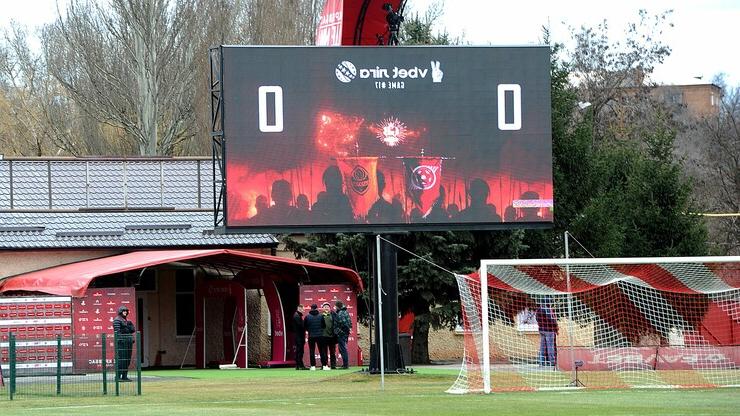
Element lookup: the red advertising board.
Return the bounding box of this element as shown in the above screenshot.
[300,284,359,366]
[72,288,136,370]
[557,346,740,371]
[315,0,343,46]
[0,296,73,372]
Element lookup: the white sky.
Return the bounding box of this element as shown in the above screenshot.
[2,0,739,87]
[410,0,740,87]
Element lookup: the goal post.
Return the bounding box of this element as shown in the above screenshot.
[448,256,740,393]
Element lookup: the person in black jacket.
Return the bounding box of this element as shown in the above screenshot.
[334,301,351,369]
[113,305,136,381]
[321,302,338,370]
[292,304,308,370]
[303,304,325,370]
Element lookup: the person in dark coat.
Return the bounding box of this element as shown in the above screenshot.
[113,305,136,381]
[303,304,325,370]
[321,302,338,370]
[292,304,307,370]
[334,301,352,369]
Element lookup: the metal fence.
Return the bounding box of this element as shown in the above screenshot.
[1,332,142,399]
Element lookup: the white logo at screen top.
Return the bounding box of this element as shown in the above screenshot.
[431,61,443,83]
[334,61,441,83]
[335,61,357,83]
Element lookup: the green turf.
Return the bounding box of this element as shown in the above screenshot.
[2,368,739,415]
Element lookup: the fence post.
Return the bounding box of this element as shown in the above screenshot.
[102,334,107,395]
[114,331,119,397]
[9,333,15,400]
[56,334,62,395]
[136,331,142,395]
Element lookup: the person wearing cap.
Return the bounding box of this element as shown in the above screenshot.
[320,302,337,370]
[303,304,325,370]
[113,305,136,381]
[334,301,351,369]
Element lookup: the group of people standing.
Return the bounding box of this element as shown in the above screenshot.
[293,301,351,370]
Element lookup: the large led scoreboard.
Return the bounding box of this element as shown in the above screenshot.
[219,46,553,233]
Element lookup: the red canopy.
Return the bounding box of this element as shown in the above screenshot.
[0,249,363,297]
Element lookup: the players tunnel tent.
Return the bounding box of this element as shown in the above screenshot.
[0,249,363,369]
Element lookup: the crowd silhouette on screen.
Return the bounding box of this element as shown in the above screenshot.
[246,168,547,225]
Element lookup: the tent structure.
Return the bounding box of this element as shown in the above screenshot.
[0,249,363,297]
[0,249,363,368]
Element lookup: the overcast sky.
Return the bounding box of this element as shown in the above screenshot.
[2,0,738,87]
[410,0,740,87]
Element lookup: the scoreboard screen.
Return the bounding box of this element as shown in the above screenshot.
[221,46,552,233]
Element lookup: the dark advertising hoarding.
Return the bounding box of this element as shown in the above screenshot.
[222,46,552,233]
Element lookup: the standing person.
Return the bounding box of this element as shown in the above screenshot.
[321,302,337,370]
[334,301,352,369]
[113,305,136,381]
[536,296,558,368]
[292,304,307,370]
[303,304,324,371]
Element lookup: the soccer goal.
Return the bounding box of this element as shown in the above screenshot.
[448,256,740,393]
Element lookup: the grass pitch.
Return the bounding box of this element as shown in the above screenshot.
[2,368,739,415]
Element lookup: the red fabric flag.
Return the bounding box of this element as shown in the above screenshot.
[403,157,442,218]
[315,0,343,46]
[336,157,379,218]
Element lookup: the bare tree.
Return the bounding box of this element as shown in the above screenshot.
[0,23,94,156]
[181,0,322,154]
[694,85,740,254]
[246,0,321,45]
[43,0,200,155]
[568,10,674,142]
[3,0,326,157]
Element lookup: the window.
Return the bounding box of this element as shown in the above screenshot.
[175,269,195,337]
[669,92,683,104]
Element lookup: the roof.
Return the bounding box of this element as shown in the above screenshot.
[0,158,213,210]
[0,249,363,297]
[0,158,276,249]
[0,211,276,249]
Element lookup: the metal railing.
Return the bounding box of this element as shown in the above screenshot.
[2,332,142,399]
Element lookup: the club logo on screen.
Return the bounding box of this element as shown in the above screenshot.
[335,61,357,83]
[410,165,439,190]
[350,165,370,195]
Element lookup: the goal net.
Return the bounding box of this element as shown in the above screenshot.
[448,257,740,393]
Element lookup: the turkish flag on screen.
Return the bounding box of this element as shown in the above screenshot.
[336,157,378,218]
[403,157,442,217]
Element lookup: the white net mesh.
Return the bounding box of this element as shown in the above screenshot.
[448,258,740,393]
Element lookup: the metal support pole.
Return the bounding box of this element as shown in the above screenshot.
[376,235,385,391]
[136,332,142,395]
[114,332,119,396]
[480,262,491,393]
[102,334,108,395]
[565,232,577,386]
[9,333,16,400]
[56,335,62,395]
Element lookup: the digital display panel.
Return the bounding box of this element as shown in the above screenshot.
[222,46,552,232]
